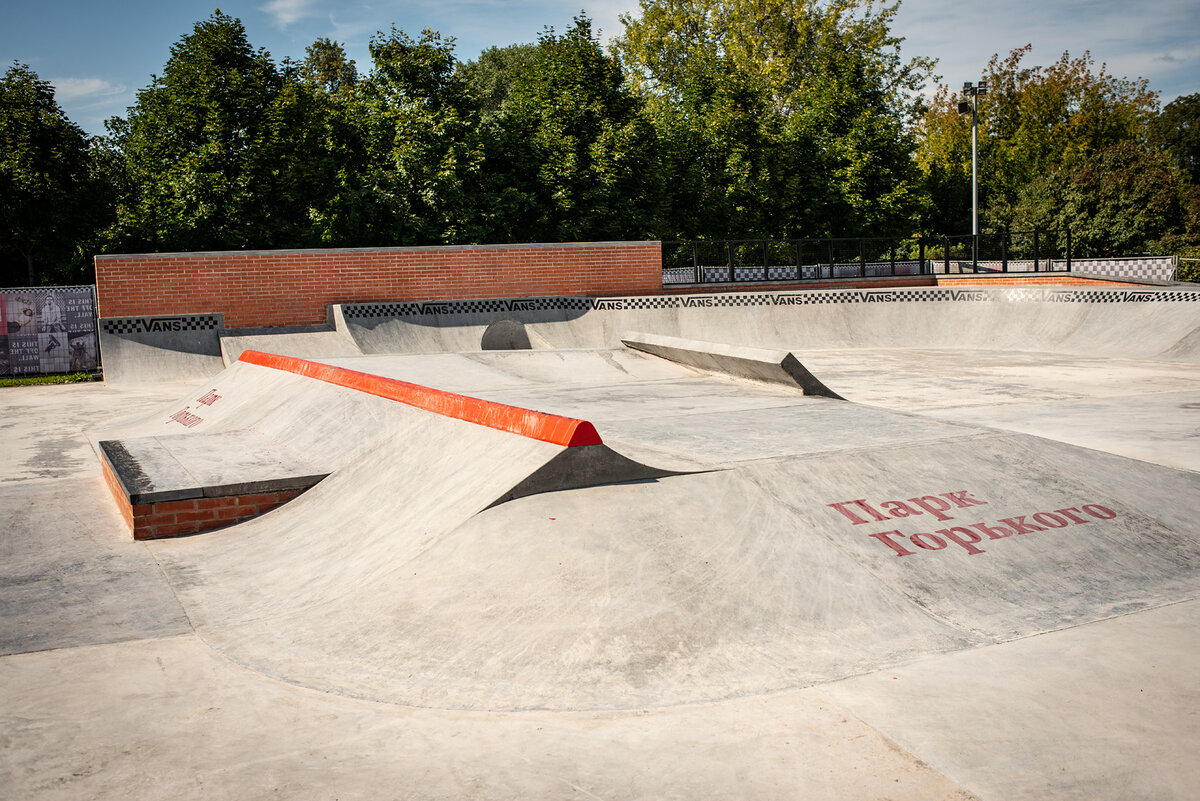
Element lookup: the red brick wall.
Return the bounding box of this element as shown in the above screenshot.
[95,241,664,328]
[127,491,307,540]
[95,241,1147,330]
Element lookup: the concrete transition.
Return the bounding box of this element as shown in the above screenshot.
[6,282,1200,800]
[622,330,844,397]
[95,349,683,539]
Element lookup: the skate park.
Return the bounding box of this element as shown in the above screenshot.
[3,240,1200,800]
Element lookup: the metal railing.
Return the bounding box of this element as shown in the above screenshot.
[662,230,1073,285]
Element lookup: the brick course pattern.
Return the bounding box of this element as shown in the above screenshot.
[101,456,307,540]
[95,242,664,328]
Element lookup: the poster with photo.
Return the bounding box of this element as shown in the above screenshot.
[37,292,68,334]
[0,287,98,376]
[68,332,96,372]
[5,292,39,337]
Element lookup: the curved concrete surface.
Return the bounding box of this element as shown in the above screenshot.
[334,286,1200,360]
[622,330,845,397]
[219,326,362,365]
[5,283,1200,800]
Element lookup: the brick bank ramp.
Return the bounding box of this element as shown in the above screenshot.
[138,360,1200,711]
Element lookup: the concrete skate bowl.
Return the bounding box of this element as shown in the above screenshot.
[118,284,1200,713]
[334,285,1200,360]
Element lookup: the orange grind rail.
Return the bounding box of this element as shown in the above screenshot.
[237,350,603,448]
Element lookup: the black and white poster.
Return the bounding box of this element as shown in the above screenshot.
[0,287,98,376]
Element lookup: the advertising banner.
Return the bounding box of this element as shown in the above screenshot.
[0,286,99,376]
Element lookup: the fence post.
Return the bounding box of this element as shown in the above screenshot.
[727,241,735,284]
[943,237,950,274]
[1065,229,1072,272]
[1001,230,1009,273]
[859,239,867,278]
[828,241,835,280]
[919,238,926,275]
[972,234,979,272]
[691,242,700,283]
[889,240,896,276]
[1033,230,1040,272]
[796,241,803,280]
[763,240,769,282]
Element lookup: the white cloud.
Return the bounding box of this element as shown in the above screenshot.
[263,0,320,27]
[47,76,126,103]
[891,0,1200,100]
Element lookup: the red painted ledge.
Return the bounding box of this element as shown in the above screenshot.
[237,350,603,448]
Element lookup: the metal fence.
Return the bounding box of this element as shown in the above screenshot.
[662,230,1073,285]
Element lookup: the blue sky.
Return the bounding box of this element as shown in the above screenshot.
[3,0,1198,137]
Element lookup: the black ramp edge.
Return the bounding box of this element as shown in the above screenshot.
[779,353,845,400]
[487,444,693,508]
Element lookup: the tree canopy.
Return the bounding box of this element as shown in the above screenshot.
[913,45,1185,253]
[0,62,108,284]
[4,7,1199,285]
[616,0,934,238]
[1154,94,1200,184]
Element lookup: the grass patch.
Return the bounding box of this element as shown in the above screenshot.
[0,372,100,388]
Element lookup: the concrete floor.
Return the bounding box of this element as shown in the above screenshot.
[3,313,1200,799]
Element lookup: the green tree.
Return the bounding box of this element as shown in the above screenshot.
[458,43,538,118]
[1153,94,1200,184]
[617,0,932,238]
[0,62,109,284]
[268,56,366,248]
[107,12,288,251]
[1009,142,1193,257]
[108,11,360,252]
[300,38,358,95]
[483,16,663,242]
[916,45,1159,234]
[345,26,485,245]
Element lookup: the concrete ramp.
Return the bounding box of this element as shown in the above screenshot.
[622,331,844,397]
[145,389,1200,711]
[98,314,225,385]
[219,325,362,365]
[94,350,681,539]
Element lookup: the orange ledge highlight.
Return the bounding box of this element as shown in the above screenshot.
[237,350,603,448]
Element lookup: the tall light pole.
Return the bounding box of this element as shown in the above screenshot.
[959,80,988,260]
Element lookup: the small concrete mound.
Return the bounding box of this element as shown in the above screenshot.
[150,425,1200,712]
[481,318,533,350]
